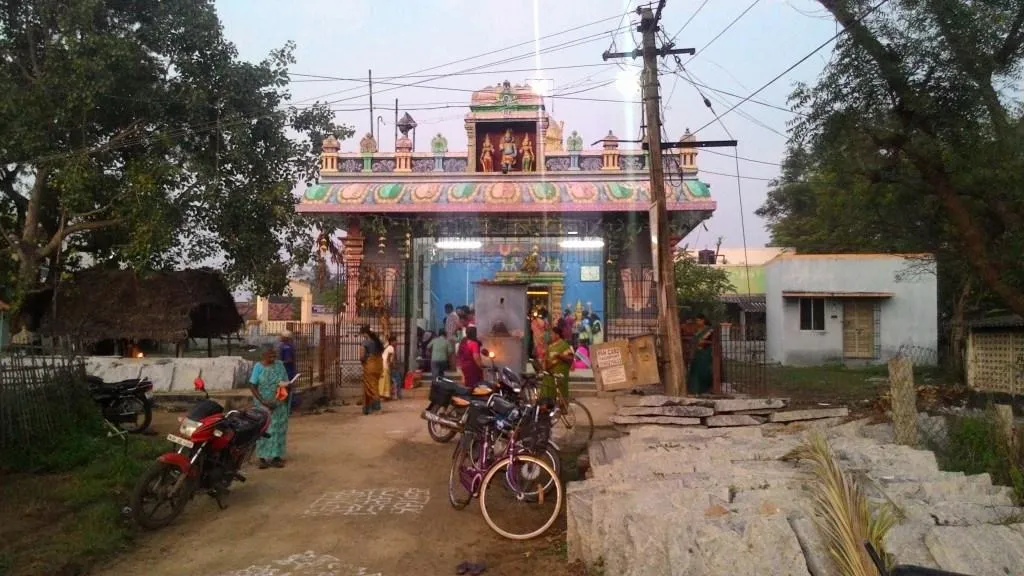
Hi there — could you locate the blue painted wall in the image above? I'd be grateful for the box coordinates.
[429,250,605,323]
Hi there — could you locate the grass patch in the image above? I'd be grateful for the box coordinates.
[932,412,1024,504]
[0,430,164,576]
[766,364,886,406]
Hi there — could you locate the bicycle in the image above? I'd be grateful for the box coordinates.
[448,397,564,540]
[521,362,594,446]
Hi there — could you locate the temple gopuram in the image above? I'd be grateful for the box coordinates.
[298,80,716,372]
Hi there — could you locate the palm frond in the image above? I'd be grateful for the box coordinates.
[784,433,897,576]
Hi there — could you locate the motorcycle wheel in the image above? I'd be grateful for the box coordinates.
[427,404,459,444]
[130,462,191,530]
[115,396,152,434]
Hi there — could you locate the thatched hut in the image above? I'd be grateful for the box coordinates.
[20,268,243,347]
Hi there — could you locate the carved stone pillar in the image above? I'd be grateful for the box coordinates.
[537,115,550,172]
[465,120,477,172]
[395,135,413,172]
[601,130,621,171]
[550,282,565,313]
[321,135,340,173]
[342,223,365,321]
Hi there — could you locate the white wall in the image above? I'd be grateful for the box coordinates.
[765,255,938,366]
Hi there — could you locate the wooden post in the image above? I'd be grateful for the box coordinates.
[712,329,722,395]
[889,356,918,446]
[994,404,1015,450]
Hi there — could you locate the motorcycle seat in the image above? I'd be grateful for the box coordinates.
[227,409,268,445]
[452,396,471,407]
[470,385,493,397]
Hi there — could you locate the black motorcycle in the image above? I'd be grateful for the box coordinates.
[87,375,155,433]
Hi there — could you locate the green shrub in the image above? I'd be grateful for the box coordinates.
[938,413,1024,503]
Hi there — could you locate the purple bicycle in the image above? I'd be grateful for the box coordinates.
[447,396,563,540]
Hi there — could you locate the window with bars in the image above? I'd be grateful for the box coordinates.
[799,298,826,331]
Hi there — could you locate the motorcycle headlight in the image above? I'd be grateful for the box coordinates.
[179,418,201,438]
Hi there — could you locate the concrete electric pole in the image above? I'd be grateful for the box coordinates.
[603,2,693,396]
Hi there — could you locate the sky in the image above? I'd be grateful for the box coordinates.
[214,0,838,252]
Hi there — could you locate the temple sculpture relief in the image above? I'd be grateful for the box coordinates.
[546,119,565,152]
[480,135,494,172]
[500,129,518,174]
[521,134,535,172]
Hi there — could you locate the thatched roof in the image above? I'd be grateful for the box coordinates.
[22,268,243,342]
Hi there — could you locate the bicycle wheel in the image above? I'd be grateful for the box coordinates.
[553,398,594,446]
[479,455,563,541]
[447,442,474,510]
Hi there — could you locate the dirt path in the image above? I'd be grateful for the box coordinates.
[97,400,580,576]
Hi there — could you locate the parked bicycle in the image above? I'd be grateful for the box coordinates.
[521,360,594,446]
[448,395,563,540]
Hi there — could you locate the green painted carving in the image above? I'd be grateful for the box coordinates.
[378,183,403,201]
[305,184,328,201]
[566,130,583,152]
[533,182,559,200]
[362,155,372,172]
[685,179,711,198]
[607,183,634,200]
[430,133,448,153]
[450,182,476,200]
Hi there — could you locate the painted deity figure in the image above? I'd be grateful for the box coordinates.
[431,133,448,154]
[500,129,517,173]
[566,130,584,152]
[521,134,535,172]
[480,135,494,172]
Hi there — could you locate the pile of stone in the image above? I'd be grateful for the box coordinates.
[568,418,1024,576]
[609,394,850,428]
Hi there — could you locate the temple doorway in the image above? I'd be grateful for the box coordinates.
[527,285,551,317]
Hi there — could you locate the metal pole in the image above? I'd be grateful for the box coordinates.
[394,99,398,151]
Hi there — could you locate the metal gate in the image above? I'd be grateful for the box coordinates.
[293,260,411,400]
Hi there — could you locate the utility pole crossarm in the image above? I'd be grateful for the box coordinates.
[644,139,738,150]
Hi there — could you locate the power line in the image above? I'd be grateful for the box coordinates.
[701,147,782,167]
[668,0,710,42]
[288,62,635,83]
[687,0,761,63]
[691,0,893,137]
[699,167,775,181]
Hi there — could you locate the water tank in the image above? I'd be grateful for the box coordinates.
[697,249,716,265]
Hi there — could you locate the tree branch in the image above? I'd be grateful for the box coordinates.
[995,3,1024,68]
[38,219,119,258]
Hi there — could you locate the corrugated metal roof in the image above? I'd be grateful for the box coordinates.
[967,314,1024,329]
[721,294,766,313]
[782,290,893,298]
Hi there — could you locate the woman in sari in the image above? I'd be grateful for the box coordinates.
[456,326,484,388]
[249,344,290,469]
[359,325,385,415]
[542,327,574,400]
[531,308,550,361]
[687,314,714,395]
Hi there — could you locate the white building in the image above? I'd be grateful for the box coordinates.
[764,253,938,366]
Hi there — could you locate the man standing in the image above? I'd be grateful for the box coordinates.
[427,330,451,379]
[444,303,459,370]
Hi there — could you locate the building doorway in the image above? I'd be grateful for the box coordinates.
[527,285,551,317]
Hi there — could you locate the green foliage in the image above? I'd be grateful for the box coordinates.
[936,413,1024,503]
[674,252,734,319]
[0,0,353,298]
[762,0,1024,319]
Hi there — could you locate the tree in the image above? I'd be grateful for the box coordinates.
[784,0,1024,318]
[0,0,352,304]
[674,251,735,319]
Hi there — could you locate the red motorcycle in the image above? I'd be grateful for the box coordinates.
[129,379,270,529]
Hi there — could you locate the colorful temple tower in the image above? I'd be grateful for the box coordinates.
[298,80,715,368]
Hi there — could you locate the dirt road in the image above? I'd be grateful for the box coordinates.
[96,400,586,576]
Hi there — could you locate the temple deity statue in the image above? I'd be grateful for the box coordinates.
[500,129,517,173]
[566,130,584,152]
[430,133,448,154]
[521,134,535,172]
[359,132,378,154]
[479,135,495,172]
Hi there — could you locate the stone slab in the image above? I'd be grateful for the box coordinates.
[705,414,765,427]
[617,405,715,418]
[614,394,716,408]
[925,524,1024,575]
[769,407,850,423]
[789,516,833,576]
[713,398,788,413]
[609,415,702,427]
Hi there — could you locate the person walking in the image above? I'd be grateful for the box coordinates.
[428,329,450,379]
[542,327,573,400]
[277,330,297,380]
[359,325,385,415]
[249,344,290,469]
[382,334,402,400]
[444,303,459,369]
